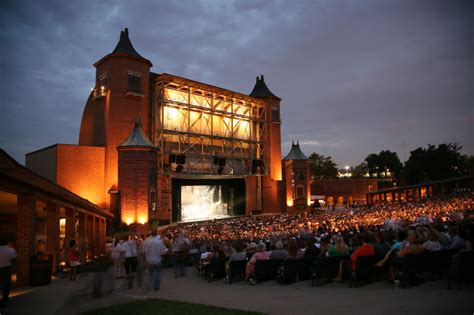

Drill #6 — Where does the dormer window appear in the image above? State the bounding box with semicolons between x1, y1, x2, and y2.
128;72;141;94
271;106;280;122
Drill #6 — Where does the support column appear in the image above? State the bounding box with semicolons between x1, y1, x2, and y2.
100;218;106;254
426;186;431;198
77;211;87;262
46;201;60;274
87;214;94;261
64;208;75;256
383;192;387;203
16;193;36;287
94;216;100;257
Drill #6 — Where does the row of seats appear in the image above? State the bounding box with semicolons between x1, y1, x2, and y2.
203;250;474;289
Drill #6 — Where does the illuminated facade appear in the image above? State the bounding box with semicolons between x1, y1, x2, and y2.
26;28;306;230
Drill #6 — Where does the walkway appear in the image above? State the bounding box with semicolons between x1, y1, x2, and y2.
5;267;474;315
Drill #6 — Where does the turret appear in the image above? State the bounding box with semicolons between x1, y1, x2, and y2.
78;28;153;210
283;141;311;213
117;119;158;233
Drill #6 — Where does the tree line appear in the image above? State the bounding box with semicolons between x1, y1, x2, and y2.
309;143;473;185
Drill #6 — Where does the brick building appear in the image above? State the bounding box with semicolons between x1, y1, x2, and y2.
26;28;310;232
311;178;381;207
0;150;111;287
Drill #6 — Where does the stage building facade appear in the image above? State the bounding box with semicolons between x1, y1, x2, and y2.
26;28;310;232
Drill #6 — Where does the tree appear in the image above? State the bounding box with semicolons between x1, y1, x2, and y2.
352;162;369;178
403;143;469;184
308;152;338;180
364;150;402;178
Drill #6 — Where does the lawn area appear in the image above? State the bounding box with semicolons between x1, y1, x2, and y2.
82;298;264;315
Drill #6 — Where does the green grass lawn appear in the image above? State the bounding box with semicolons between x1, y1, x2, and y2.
82;298;263;315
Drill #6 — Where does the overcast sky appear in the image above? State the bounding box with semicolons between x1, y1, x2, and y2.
0;0;472;167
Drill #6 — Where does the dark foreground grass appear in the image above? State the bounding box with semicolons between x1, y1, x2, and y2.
82;298;264;315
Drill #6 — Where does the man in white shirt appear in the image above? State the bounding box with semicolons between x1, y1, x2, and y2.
143;230;167;291
122;235;138;289
0;237;17;308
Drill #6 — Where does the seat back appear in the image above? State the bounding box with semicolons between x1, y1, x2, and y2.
313;255;349;276
354;255;377;277
283;259;303;276
255;259;282;282
299;257;317;280
229;260;247;277
209;259;226;278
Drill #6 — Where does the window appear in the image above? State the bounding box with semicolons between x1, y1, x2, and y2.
98;75;108;90
128;73;141;94
296;185;304;199
271;107;280;122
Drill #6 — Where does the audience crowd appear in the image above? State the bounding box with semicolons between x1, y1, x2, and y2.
111;193;473;287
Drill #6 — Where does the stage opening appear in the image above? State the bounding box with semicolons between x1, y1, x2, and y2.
172;178;246;222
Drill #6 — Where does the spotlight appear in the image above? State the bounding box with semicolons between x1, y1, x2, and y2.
175;165;184;173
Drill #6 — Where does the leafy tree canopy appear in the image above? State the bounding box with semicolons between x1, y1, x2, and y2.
308;152;338;180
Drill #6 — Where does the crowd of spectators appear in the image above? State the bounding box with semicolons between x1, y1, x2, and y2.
160;193;473;284
162;194;474;244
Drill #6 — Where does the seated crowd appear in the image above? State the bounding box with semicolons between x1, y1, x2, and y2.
159;193;474;285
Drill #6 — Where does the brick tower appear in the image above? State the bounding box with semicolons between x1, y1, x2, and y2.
79;28;152;211
117;119;158;234
282;141;311;214
249;75;283;213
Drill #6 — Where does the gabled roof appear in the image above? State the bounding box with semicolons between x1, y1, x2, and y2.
118;119;155;148
283;141;308;160
249;75;280;100
95;28;152;67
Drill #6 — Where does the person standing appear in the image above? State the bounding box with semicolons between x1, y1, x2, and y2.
68;240;81;280
0;237;17;308
123;234;138;289
136;236;145;287
143;230;167;291
172;231;191;278
111;237;125;278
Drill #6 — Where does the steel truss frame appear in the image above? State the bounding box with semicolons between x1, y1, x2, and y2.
152;75;268;176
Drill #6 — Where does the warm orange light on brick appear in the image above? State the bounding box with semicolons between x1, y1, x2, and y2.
137;212;148;225
287;198;293;207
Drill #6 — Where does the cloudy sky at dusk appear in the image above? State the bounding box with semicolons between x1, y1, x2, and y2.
1;0;472;167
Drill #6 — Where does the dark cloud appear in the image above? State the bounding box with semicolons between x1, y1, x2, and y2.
1;0;472;167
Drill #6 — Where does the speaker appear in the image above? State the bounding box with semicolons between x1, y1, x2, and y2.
176;154;186;165
169;154;176;164
213;157;226;166
218;158;226;166
252;159;265;174
175;165;184;173
217;166;224;174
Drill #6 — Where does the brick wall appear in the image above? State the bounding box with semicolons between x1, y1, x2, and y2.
16;193;36;287
46;202;59;273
